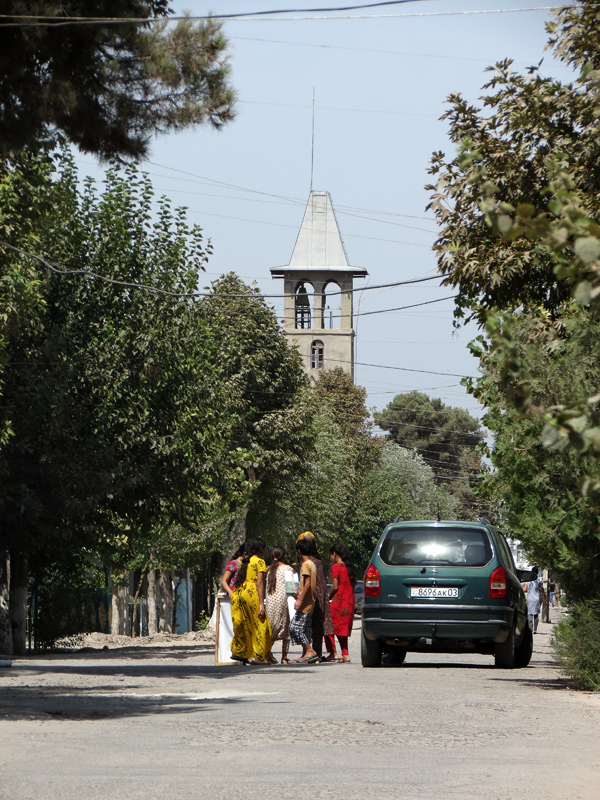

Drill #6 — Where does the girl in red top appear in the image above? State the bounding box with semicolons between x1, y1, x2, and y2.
324;544;356;663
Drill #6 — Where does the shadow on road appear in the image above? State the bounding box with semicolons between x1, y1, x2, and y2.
0;686;257;721
489;674;571;691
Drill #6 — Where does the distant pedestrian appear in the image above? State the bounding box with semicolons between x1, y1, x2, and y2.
266;546;291;664
288;537;319;663
524;566;546;633
323;544;356;663
549;580;556;608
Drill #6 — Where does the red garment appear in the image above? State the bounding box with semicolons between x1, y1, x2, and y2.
325;634;349;656
329;562;354;637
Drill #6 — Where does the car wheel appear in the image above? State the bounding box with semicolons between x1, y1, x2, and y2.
382;648;407;666
495;622;516;669
361;629;382;667
514;623;533;668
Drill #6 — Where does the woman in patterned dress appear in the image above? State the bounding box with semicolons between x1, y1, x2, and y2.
323;544;356;663
230;538;272;664
265;546;291;664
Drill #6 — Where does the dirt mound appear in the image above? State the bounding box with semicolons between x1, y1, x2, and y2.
57;629;215;650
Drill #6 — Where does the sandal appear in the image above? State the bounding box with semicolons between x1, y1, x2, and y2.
321;653;338;663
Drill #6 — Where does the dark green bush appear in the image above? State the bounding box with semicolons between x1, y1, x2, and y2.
552;602;600;692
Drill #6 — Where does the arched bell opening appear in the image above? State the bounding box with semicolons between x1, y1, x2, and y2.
294;281;314;329
322;281;341;329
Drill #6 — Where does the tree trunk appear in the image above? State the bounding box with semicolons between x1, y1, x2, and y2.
131;563;149;639
0;550;12;655
220;511;250;572
219;467;264;571
111;584;130;636
158;570;173;633
9;553;28;656
147;568;158;635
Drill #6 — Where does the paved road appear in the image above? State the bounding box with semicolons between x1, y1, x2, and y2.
1;614;599;800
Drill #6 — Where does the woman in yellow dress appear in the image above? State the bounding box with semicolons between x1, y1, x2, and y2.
230;538;273;664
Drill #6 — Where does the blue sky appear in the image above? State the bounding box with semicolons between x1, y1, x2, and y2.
78;1;575;422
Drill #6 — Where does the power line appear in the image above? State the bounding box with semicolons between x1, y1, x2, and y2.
298;350;473;378
0;5;565;27
0;239;440;300
0;2;432;27
142;159;436;222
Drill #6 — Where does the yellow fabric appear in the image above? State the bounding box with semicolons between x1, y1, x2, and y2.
296;530;315;543
230;555;272;660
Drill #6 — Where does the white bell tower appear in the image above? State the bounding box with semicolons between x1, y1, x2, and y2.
271;191;367;379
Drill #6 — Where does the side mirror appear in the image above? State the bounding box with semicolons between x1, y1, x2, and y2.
517;569;536;583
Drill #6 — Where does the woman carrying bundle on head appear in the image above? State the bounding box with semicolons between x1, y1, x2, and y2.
265;546;292;664
323;544;356;663
230;538;273;665
295;531;333;661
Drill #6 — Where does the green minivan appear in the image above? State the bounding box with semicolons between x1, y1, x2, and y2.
361;520;534;669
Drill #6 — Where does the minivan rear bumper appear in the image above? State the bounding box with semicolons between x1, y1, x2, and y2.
362;604;514;643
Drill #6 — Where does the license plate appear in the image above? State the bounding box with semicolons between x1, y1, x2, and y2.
410;587;459;599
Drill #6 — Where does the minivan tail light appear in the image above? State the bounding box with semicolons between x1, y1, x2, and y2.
489;566;507;599
364;564;381;597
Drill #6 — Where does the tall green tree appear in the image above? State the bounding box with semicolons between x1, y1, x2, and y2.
0;2;234;159
202;273;312;564
425;1;600;625
0;153;237;652
375;391;487;520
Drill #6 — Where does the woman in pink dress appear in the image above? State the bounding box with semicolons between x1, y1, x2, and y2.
324;544;356;663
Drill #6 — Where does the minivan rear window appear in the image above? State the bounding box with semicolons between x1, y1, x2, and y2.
379;526;493;567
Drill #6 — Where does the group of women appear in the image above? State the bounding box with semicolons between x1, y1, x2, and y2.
221;532;357;665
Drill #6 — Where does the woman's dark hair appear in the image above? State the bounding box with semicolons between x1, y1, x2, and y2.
232;542;248;560
330;543;357;588
234;538;266;587
296;538;312;556
267;546;286;595
302;535;321;561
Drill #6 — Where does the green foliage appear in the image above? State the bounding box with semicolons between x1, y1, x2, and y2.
426;2;600;655
465;311;600;603
31;548;107;649
347;441;457;570
426;2;600;464
194;611;210;631
374;391;488;520
553;602;600;691
248;369;457;572
0;2;235;159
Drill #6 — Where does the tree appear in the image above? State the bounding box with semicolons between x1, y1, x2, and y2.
425;1;600;687
202;273;312;565
0;152;236;652
467;312;600;604
247;369;458;571
348;441;458;570
0;2;235;159
374;391;488;520
426;1;600;458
